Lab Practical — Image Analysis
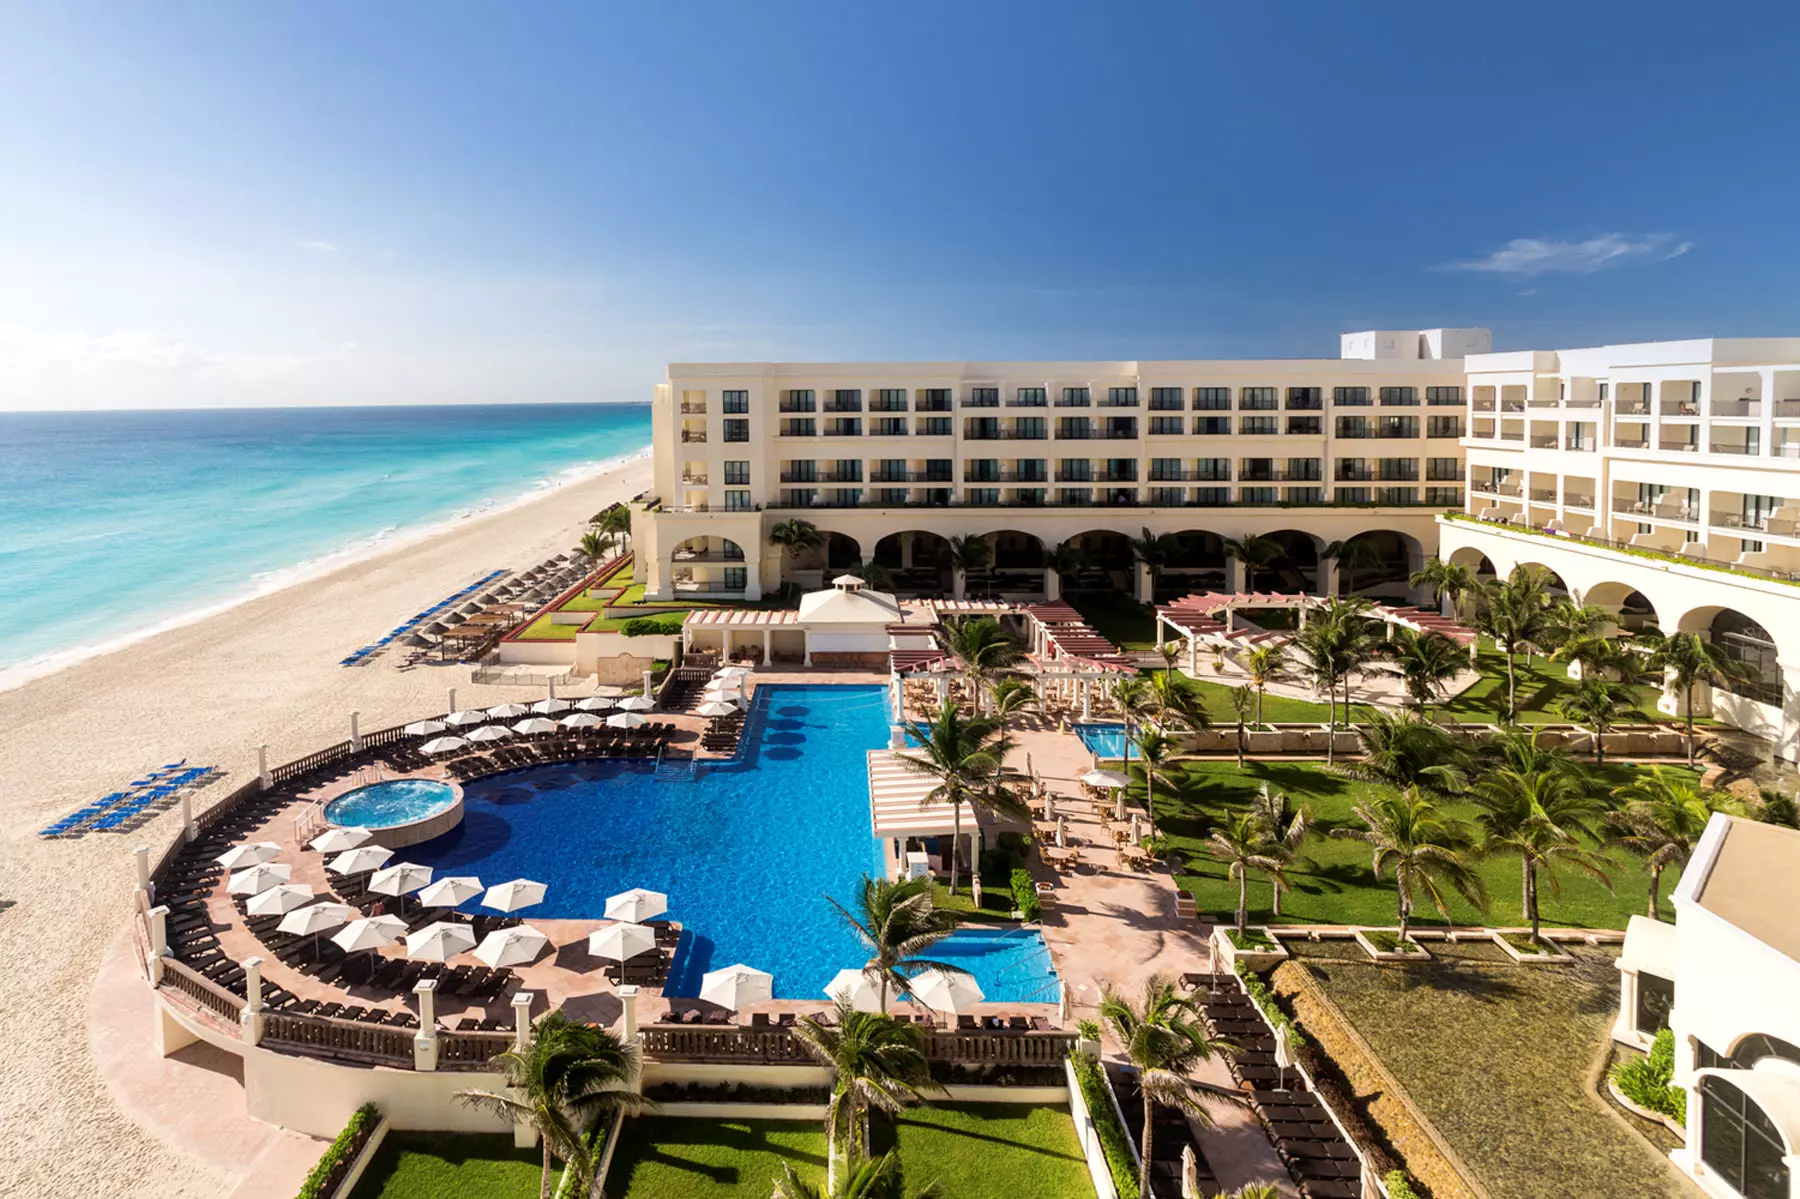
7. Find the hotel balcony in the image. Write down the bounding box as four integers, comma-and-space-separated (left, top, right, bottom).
1565, 493, 1596, 510
1659, 400, 1701, 418
679, 401, 708, 415
1615, 399, 1651, 416
680, 430, 708, 443
1613, 498, 1699, 523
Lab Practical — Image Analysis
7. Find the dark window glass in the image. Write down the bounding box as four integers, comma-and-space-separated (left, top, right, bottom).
721, 389, 750, 414
723, 461, 750, 485
723, 419, 750, 442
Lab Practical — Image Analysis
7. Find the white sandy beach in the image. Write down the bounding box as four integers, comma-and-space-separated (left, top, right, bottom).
0, 455, 652, 1197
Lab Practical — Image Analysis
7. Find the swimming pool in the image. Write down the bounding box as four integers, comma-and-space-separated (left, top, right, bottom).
403, 685, 1057, 1002
1075, 722, 1132, 760
326, 779, 458, 827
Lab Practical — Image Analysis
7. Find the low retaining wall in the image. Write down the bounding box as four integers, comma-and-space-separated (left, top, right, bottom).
1064, 1057, 1120, 1199
654, 1101, 831, 1121
325, 1114, 391, 1199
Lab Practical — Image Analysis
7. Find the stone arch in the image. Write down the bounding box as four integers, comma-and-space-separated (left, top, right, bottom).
1675, 606, 1785, 707
986, 529, 1048, 570
872, 531, 953, 595
1063, 530, 1134, 593
1164, 530, 1228, 595
1582, 582, 1661, 634
1332, 529, 1417, 597
823, 531, 861, 572
1514, 562, 1571, 598
1447, 545, 1498, 580
1259, 529, 1320, 593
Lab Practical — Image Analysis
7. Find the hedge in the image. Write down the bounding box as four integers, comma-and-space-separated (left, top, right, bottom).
297, 1103, 380, 1199
1612, 1028, 1687, 1123
1069, 1052, 1140, 1199
1010, 868, 1041, 921
1385, 1170, 1422, 1199
621, 615, 686, 637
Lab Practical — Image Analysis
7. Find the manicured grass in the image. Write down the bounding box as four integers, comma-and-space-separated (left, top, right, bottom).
1070, 593, 1160, 650
1152, 759, 1694, 931
871, 1104, 1091, 1199
514, 614, 582, 641
348, 1132, 541, 1199
608, 1118, 827, 1198
1290, 941, 1691, 1199
930, 881, 1020, 923
586, 610, 695, 632
556, 591, 615, 612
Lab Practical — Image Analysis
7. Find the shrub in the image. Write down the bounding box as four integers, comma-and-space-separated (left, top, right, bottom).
621, 615, 685, 637
1227, 927, 1278, 951
1233, 961, 1310, 1057
1077, 1018, 1102, 1042
1612, 1028, 1687, 1123
1384, 1169, 1422, 1199
1364, 930, 1424, 955
297, 1103, 379, 1199
980, 831, 1031, 884
1069, 1051, 1140, 1199
1010, 868, 1041, 921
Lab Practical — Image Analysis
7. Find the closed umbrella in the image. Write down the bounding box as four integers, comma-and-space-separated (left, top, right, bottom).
714, 666, 751, 679
406, 921, 478, 962
1056, 817, 1068, 849
604, 887, 668, 922
574, 696, 616, 712
483, 878, 548, 913
474, 924, 550, 968
445, 710, 489, 727
404, 719, 448, 737
247, 882, 315, 916
417, 875, 484, 908
512, 717, 559, 735
1114, 793, 1128, 822
695, 701, 739, 717
486, 703, 531, 719
616, 696, 654, 712
560, 712, 603, 729
227, 863, 292, 895
420, 736, 469, 755
466, 725, 512, 743
909, 969, 984, 1013
1130, 812, 1142, 844
824, 968, 883, 1012
587, 922, 656, 962
701, 963, 773, 1010
606, 712, 647, 729
328, 845, 394, 876
530, 698, 572, 715
279, 900, 358, 958
216, 842, 281, 870
310, 827, 373, 854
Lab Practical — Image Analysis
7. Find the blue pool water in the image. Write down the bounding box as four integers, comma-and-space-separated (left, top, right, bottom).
326, 779, 458, 828
404, 685, 1058, 1002
1076, 722, 1132, 760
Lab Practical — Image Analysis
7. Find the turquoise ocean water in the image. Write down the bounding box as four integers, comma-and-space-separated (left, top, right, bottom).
0, 403, 651, 682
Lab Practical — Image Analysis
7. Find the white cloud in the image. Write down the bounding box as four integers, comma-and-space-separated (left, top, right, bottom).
1440, 233, 1692, 279
296, 239, 339, 253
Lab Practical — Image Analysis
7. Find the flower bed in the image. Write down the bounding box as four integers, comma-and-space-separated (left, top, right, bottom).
1492, 930, 1574, 963
298, 1103, 380, 1199
1068, 1052, 1140, 1199
1355, 928, 1429, 960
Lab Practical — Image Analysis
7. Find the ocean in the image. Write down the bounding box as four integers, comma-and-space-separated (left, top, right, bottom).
0, 403, 652, 685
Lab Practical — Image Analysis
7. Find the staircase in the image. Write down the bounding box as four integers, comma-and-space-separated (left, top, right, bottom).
654, 750, 697, 783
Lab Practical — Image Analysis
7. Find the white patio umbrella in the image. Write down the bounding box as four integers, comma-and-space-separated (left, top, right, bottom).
1056, 817, 1068, 849
246, 882, 315, 916
700, 963, 773, 1010
332, 914, 407, 982
485, 702, 531, 719
530, 698, 572, 714
616, 695, 655, 712
328, 845, 395, 875
824, 968, 883, 1012
466, 724, 513, 743
416, 875, 484, 908
1130, 812, 1142, 844
512, 717, 559, 735
702, 678, 743, 694
695, 701, 739, 717
216, 841, 281, 870
406, 920, 478, 962
1114, 793, 1128, 822
606, 712, 648, 729
909, 968, 985, 1013
483, 878, 548, 913
279, 900, 358, 958
1081, 769, 1130, 789
587, 922, 657, 962
604, 887, 668, 922
310, 827, 373, 854
404, 719, 448, 736
227, 862, 292, 895
445, 710, 489, 727
474, 924, 550, 968
713, 665, 751, 679
369, 861, 433, 899
560, 712, 603, 729
574, 696, 616, 712
420, 736, 469, 756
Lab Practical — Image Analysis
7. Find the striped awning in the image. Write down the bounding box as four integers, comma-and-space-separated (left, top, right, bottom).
867, 750, 968, 838
682, 609, 800, 627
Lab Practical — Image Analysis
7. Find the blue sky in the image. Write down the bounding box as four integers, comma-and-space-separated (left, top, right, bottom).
3, 1, 1798, 409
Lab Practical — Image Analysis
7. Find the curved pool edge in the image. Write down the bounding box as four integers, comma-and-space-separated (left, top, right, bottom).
325, 778, 466, 850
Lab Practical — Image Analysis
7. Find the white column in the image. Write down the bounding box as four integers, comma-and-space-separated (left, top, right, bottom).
643, 669, 655, 701
1321, 560, 1341, 597
900, 535, 914, 569
349, 710, 361, 748
147, 904, 169, 984
548, 676, 557, 700
1188, 637, 1198, 675
179, 793, 195, 842
1135, 561, 1153, 602
241, 956, 265, 1045
1045, 568, 1061, 601
617, 984, 641, 1044
936, 675, 948, 707
1155, 611, 1165, 650
512, 992, 535, 1050
256, 744, 271, 790
134, 846, 152, 903
1080, 678, 1092, 720
1224, 556, 1241, 592
803, 633, 814, 668
447, 687, 458, 715
953, 567, 967, 600
413, 979, 439, 1070
763, 628, 771, 664
743, 560, 763, 601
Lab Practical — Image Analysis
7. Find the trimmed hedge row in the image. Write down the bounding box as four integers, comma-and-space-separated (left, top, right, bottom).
1069, 1052, 1140, 1199
1010, 868, 1041, 921
297, 1103, 380, 1199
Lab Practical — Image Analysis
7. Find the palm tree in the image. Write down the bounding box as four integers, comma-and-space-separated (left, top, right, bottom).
827, 875, 964, 1013
1208, 813, 1286, 933
856, 560, 897, 592
1048, 541, 1086, 590
1242, 644, 1286, 728
1354, 709, 1472, 794
597, 505, 632, 558
769, 519, 825, 582
1210, 1187, 1280, 1199
1292, 598, 1379, 764
1475, 565, 1552, 722
1470, 755, 1612, 940
1384, 628, 1467, 712
1108, 675, 1151, 758
1129, 528, 1178, 601
1132, 727, 1180, 837
1319, 538, 1386, 596
1555, 676, 1637, 764
1098, 976, 1237, 1199
987, 678, 1039, 722
1228, 684, 1254, 767
1542, 599, 1613, 670
770, 1149, 942, 1199
938, 617, 1024, 713
946, 534, 991, 599
455, 1013, 645, 1199
1331, 787, 1487, 939
1146, 669, 1212, 733
1410, 559, 1477, 616
577, 529, 608, 564
1609, 769, 1741, 919
1251, 785, 1311, 917
793, 1003, 941, 1167
1641, 630, 1753, 765
899, 702, 1029, 894
1223, 534, 1284, 592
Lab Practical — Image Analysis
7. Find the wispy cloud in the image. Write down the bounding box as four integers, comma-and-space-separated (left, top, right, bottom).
1440, 233, 1692, 279
296, 239, 339, 253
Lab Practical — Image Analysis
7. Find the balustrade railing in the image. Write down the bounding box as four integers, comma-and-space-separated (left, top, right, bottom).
640, 1023, 1076, 1065
262, 1012, 416, 1066
162, 958, 245, 1026
440, 1031, 516, 1070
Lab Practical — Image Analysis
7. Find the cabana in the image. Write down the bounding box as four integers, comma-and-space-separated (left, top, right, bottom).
867, 749, 1023, 882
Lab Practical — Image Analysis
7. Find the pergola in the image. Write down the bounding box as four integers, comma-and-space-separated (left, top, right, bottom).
867, 749, 1013, 881
681, 608, 802, 663
1154, 590, 1479, 675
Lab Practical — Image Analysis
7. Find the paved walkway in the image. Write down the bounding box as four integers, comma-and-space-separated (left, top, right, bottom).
1011, 727, 1300, 1197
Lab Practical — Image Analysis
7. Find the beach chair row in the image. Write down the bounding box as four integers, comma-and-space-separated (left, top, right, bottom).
39, 763, 216, 838
339, 569, 507, 666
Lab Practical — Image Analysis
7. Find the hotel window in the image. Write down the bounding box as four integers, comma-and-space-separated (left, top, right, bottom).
779, 419, 815, 437
1286, 487, 1322, 505
723, 461, 750, 485
1013, 387, 1047, 407
1197, 458, 1230, 481
965, 459, 1000, 482
1336, 487, 1371, 503
1426, 386, 1463, 405
1149, 487, 1185, 506
1375, 486, 1417, 504
1239, 486, 1278, 505
1240, 387, 1278, 410
1380, 386, 1419, 406
1379, 416, 1419, 439
1015, 459, 1047, 481
1287, 416, 1322, 435
1333, 387, 1370, 406
1148, 458, 1183, 481
1058, 459, 1092, 482
872, 488, 908, 504
1056, 487, 1092, 506
721, 389, 750, 414
832, 488, 862, 507
724, 567, 748, 590
724, 490, 752, 512
923, 460, 954, 482
918, 417, 952, 436
784, 460, 817, 482
872, 417, 907, 436
967, 387, 999, 408
1286, 387, 1322, 410
1105, 387, 1138, 407
781, 389, 816, 413
1286, 457, 1321, 481
833, 459, 862, 482
966, 488, 1000, 506
1059, 387, 1091, 407
1195, 417, 1231, 435
723, 419, 751, 442
1149, 416, 1185, 436
918, 388, 952, 412
872, 459, 907, 482
828, 389, 863, 412
1424, 486, 1463, 505
1426, 415, 1464, 438
1193, 387, 1231, 410
1015, 417, 1047, 439
1700, 1076, 1790, 1199
1014, 487, 1046, 505
825, 418, 861, 437
1425, 457, 1461, 481
1240, 416, 1277, 435
1194, 487, 1229, 505
872, 388, 907, 412
1149, 387, 1184, 411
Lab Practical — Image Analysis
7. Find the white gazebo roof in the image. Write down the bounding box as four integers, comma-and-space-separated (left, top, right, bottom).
799, 583, 902, 625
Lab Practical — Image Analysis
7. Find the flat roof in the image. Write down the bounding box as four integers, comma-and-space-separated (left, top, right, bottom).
1695, 817, 1800, 963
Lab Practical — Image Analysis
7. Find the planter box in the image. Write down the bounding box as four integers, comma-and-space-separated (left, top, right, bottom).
1211, 926, 1290, 972
324, 1115, 390, 1199
1491, 930, 1575, 964
1352, 928, 1431, 962
1606, 1079, 1687, 1139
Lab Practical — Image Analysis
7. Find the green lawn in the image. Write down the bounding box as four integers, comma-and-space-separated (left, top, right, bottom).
349, 1132, 541, 1199
513, 614, 582, 640
1286, 940, 1691, 1199
1069, 593, 1160, 650
1152, 758, 1693, 931
608, 1118, 827, 1199
870, 1104, 1091, 1199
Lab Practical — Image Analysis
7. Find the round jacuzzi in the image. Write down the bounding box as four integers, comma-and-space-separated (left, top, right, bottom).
324, 778, 463, 848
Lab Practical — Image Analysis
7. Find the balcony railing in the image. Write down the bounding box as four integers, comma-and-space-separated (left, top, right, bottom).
680, 431, 708, 443
1148, 470, 1231, 482
1097, 396, 1139, 408
1616, 402, 1650, 416
680, 474, 708, 486
1472, 400, 1496, 412
1285, 397, 1323, 411
1472, 482, 1522, 497
965, 471, 1047, 484
1501, 400, 1526, 412
1614, 436, 1650, 449
759, 494, 1456, 511
1612, 499, 1698, 522
1710, 442, 1760, 456
1564, 441, 1596, 452
1053, 396, 1091, 408
823, 399, 863, 413
1054, 428, 1139, 440
915, 398, 951, 413
964, 429, 1046, 440
1659, 441, 1700, 453
1775, 401, 1800, 419
779, 472, 859, 484
1530, 488, 1558, 503
679, 402, 708, 415
1529, 436, 1559, 449
1565, 494, 1596, 510
778, 401, 817, 413
1565, 397, 1600, 409
1710, 512, 1775, 532
962, 395, 999, 408
1499, 432, 1524, 442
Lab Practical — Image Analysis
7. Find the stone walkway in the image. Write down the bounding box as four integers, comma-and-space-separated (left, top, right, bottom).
1011, 727, 1301, 1197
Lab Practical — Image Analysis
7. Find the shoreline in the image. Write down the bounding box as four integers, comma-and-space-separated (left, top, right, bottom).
0, 443, 651, 695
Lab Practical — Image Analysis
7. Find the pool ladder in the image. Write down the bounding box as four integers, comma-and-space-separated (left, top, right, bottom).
653, 747, 698, 783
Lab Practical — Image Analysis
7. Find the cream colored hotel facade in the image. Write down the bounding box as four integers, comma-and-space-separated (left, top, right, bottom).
632, 329, 1800, 758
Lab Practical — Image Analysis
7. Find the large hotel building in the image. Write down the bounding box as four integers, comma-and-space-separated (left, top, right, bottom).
632, 330, 1800, 757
